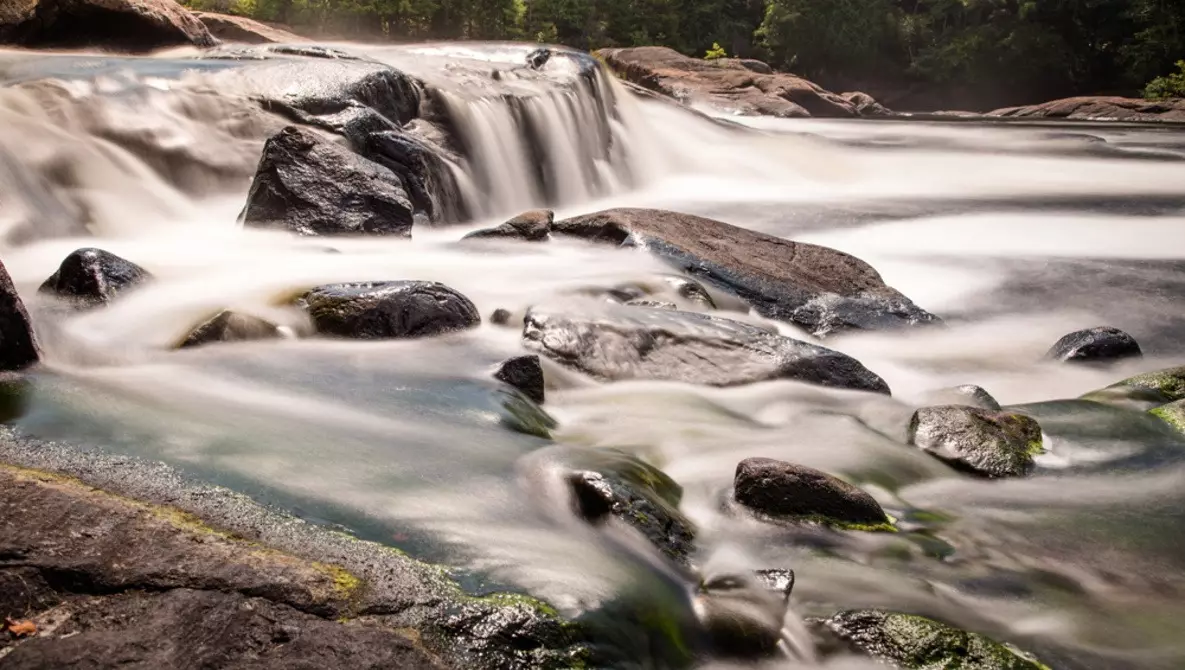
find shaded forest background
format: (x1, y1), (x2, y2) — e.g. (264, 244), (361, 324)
(184, 0), (1185, 110)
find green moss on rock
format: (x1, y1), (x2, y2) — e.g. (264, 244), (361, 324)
(1083, 365), (1185, 410)
(1149, 399), (1185, 434)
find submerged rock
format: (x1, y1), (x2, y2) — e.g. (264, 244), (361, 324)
(302, 281), (480, 339)
(241, 126), (415, 237)
(1149, 399), (1185, 434)
(918, 384), (1001, 411)
(552, 208), (938, 337)
(732, 457), (892, 530)
(523, 302), (890, 393)
(908, 406), (1043, 478)
(695, 570), (788, 659)
(626, 299), (677, 310)
(178, 310), (287, 349)
(462, 209), (553, 242)
(0, 0), (216, 52)
(0, 259), (39, 371)
(39, 248), (150, 306)
(1046, 326), (1142, 364)
(1082, 365), (1185, 410)
(494, 354), (545, 404)
(823, 610), (1049, 670)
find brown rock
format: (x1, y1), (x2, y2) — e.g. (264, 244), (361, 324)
(191, 11), (303, 44)
(991, 96), (1185, 123)
(0, 0), (216, 52)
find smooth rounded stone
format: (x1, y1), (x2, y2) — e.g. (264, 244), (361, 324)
(823, 610), (1049, 670)
(0, 0), (216, 52)
(551, 208), (939, 337)
(493, 354), (545, 404)
(489, 308), (514, 326)
(38, 248), (151, 306)
(462, 209), (553, 242)
(908, 406), (1043, 478)
(0, 259), (39, 372)
(191, 11), (304, 43)
(1046, 326), (1142, 364)
(240, 126), (415, 237)
(695, 570), (788, 659)
(733, 457), (892, 530)
(1081, 365), (1185, 410)
(177, 310), (287, 349)
(523, 301), (890, 394)
(1149, 399), (1185, 434)
(302, 281), (480, 340)
(918, 384), (1001, 411)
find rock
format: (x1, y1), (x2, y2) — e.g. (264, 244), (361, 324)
(732, 457), (891, 530)
(490, 308), (514, 326)
(462, 209), (554, 242)
(596, 46), (858, 118)
(38, 248), (150, 306)
(626, 299), (677, 310)
(695, 570), (787, 659)
(753, 569), (795, 601)
(240, 126), (415, 237)
(0, 259), (39, 372)
(552, 208), (937, 337)
(991, 96), (1185, 123)
(823, 610), (1049, 670)
(1046, 326), (1142, 364)
(0, 0), (216, 52)
(918, 384), (1001, 411)
(716, 57), (772, 74)
(1150, 399), (1185, 434)
(494, 354), (545, 404)
(908, 406), (1043, 478)
(363, 130), (465, 224)
(177, 310), (286, 349)
(1082, 365), (1185, 410)
(526, 47), (551, 70)
(302, 281), (480, 340)
(523, 302), (890, 393)
(842, 91), (893, 116)
(191, 11), (303, 43)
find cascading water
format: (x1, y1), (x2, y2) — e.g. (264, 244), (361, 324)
(3, 38), (1185, 670)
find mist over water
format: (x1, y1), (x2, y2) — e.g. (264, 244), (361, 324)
(3, 40), (1185, 668)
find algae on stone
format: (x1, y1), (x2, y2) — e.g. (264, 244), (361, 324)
(1149, 399), (1185, 434)
(1082, 365), (1185, 410)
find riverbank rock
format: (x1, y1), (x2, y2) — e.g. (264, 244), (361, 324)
(1047, 326), (1142, 364)
(0, 261), (38, 372)
(596, 46), (859, 118)
(38, 248), (150, 306)
(177, 310), (287, 349)
(908, 406), (1043, 478)
(918, 384), (1001, 411)
(191, 11), (303, 43)
(842, 91), (892, 116)
(302, 281), (480, 339)
(733, 458), (892, 530)
(553, 208), (938, 337)
(822, 610), (1048, 670)
(241, 126), (415, 237)
(523, 302), (890, 393)
(463, 209), (553, 242)
(1082, 365), (1185, 410)
(494, 354), (545, 403)
(991, 96), (1185, 123)
(0, 0), (216, 52)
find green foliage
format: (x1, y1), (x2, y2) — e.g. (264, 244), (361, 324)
(703, 42), (726, 59)
(1145, 60), (1185, 100)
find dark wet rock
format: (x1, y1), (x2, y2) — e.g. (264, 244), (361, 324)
(494, 354), (545, 404)
(918, 384), (1001, 411)
(241, 126), (415, 237)
(626, 299), (677, 310)
(552, 208), (938, 337)
(177, 310), (286, 349)
(490, 308), (514, 326)
(842, 91), (893, 116)
(0, 260), (38, 372)
(526, 47), (552, 70)
(753, 568), (795, 601)
(463, 209), (554, 242)
(1046, 326), (1142, 364)
(992, 96), (1185, 123)
(497, 388), (557, 439)
(908, 406), (1043, 478)
(302, 281), (479, 340)
(523, 301), (890, 393)
(191, 11), (303, 43)
(733, 457), (892, 530)
(1081, 365), (1185, 410)
(823, 610), (1049, 670)
(1149, 399), (1185, 434)
(38, 248), (150, 306)
(695, 570), (788, 659)
(0, 0), (216, 52)
(364, 130), (465, 224)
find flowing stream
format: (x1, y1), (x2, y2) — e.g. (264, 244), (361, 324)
(3, 41), (1185, 669)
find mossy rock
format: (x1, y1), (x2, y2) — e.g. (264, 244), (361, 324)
(908, 406), (1043, 478)
(1149, 399), (1185, 434)
(1082, 365), (1185, 410)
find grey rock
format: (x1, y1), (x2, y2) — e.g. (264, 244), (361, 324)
(733, 457), (891, 529)
(0, 258), (38, 371)
(39, 248), (151, 306)
(494, 354), (545, 404)
(753, 568), (795, 601)
(178, 310), (285, 349)
(1047, 326), (1142, 364)
(908, 406), (1043, 478)
(302, 280), (480, 339)
(490, 308), (514, 326)
(463, 209), (554, 242)
(919, 384), (1001, 411)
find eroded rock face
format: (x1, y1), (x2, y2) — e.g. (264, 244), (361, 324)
(302, 280), (480, 339)
(191, 11), (303, 43)
(908, 406), (1043, 478)
(0, 259), (39, 371)
(523, 302), (891, 393)
(733, 457), (891, 530)
(0, 0), (216, 52)
(1046, 326), (1142, 364)
(463, 209), (553, 242)
(177, 310), (286, 349)
(240, 126), (415, 237)
(494, 354), (545, 404)
(553, 208), (938, 337)
(39, 248), (150, 306)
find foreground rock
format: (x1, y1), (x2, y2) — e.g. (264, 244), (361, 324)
(908, 406), (1043, 478)
(1082, 365), (1185, 410)
(733, 458), (892, 531)
(523, 302), (890, 393)
(39, 248), (150, 307)
(992, 96), (1185, 123)
(0, 0), (216, 52)
(493, 354), (545, 403)
(1150, 399), (1185, 434)
(597, 46), (865, 118)
(694, 570), (788, 659)
(553, 208), (938, 337)
(462, 209), (553, 242)
(0, 260), (39, 372)
(191, 11), (303, 43)
(1046, 326), (1142, 364)
(303, 281), (480, 339)
(918, 384), (1001, 410)
(241, 126), (415, 237)
(177, 310), (287, 349)
(822, 610), (1048, 669)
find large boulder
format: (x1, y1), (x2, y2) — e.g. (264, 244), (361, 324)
(908, 406), (1043, 478)
(39, 248), (150, 307)
(191, 11), (303, 44)
(0, 260), (39, 372)
(732, 457), (892, 531)
(992, 96), (1185, 123)
(1150, 399), (1185, 435)
(302, 281), (480, 340)
(552, 208), (938, 337)
(1046, 326), (1142, 364)
(596, 46), (859, 118)
(0, 0), (216, 52)
(523, 302), (890, 394)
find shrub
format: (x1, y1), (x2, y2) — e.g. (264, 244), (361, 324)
(1144, 60), (1185, 100)
(704, 42), (727, 60)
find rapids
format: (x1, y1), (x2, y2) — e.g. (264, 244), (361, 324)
(3, 41), (1185, 669)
